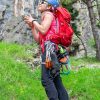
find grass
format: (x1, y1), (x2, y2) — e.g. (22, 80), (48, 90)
(70, 57), (100, 68)
(0, 42), (47, 100)
(62, 68), (100, 100)
(0, 42), (100, 100)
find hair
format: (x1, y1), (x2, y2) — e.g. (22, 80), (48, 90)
(47, 4), (56, 12)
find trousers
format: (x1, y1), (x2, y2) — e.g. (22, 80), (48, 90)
(41, 50), (69, 100)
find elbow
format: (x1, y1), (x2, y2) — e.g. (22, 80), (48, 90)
(35, 39), (40, 43)
(40, 31), (46, 34)
(34, 37), (40, 43)
(37, 26), (49, 34)
(40, 29), (48, 35)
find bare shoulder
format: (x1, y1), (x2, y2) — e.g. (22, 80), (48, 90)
(43, 12), (54, 20)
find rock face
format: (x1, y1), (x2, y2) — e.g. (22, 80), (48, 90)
(73, 1), (96, 57)
(0, 0), (40, 44)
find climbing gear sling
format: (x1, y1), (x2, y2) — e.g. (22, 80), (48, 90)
(43, 41), (71, 76)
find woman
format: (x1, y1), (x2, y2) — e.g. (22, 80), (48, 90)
(24, 0), (69, 100)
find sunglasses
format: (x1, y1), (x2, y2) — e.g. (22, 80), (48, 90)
(39, 1), (47, 5)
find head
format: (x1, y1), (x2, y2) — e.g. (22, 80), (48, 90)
(38, 0), (59, 13)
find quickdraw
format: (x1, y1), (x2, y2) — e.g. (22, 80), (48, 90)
(45, 41), (55, 69)
(57, 45), (71, 75)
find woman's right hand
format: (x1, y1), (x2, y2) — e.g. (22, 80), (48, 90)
(27, 22), (33, 28)
(23, 15), (34, 28)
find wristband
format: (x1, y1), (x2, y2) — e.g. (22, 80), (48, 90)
(32, 19), (37, 24)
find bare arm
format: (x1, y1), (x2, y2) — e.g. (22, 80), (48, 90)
(24, 13), (53, 43)
(31, 26), (40, 43)
(24, 17), (40, 43)
(24, 13), (53, 34)
(32, 14), (53, 34)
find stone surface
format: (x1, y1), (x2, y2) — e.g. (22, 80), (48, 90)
(73, 1), (97, 57)
(0, 0), (39, 44)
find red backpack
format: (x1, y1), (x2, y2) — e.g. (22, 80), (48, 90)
(49, 7), (74, 47)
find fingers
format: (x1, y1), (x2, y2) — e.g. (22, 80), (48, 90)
(24, 16), (33, 23)
(24, 14), (32, 20)
(24, 20), (30, 24)
(24, 20), (33, 28)
(24, 16), (29, 20)
(23, 14), (34, 27)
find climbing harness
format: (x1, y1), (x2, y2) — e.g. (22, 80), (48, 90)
(42, 41), (71, 77)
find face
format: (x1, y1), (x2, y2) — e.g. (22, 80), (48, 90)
(38, 1), (52, 13)
(38, 1), (48, 13)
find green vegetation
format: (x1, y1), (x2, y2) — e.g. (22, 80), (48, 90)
(87, 38), (96, 49)
(97, 20), (100, 28)
(0, 42), (47, 100)
(0, 42), (100, 100)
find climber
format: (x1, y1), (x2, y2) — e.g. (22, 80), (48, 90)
(24, 0), (69, 100)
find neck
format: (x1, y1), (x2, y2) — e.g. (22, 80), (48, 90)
(41, 10), (50, 16)
(41, 10), (50, 14)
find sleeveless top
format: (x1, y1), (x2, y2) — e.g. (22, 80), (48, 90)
(39, 12), (57, 53)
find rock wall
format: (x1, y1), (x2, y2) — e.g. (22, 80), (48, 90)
(0, 0), (40, 44)
(73, 1), (96, 57)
